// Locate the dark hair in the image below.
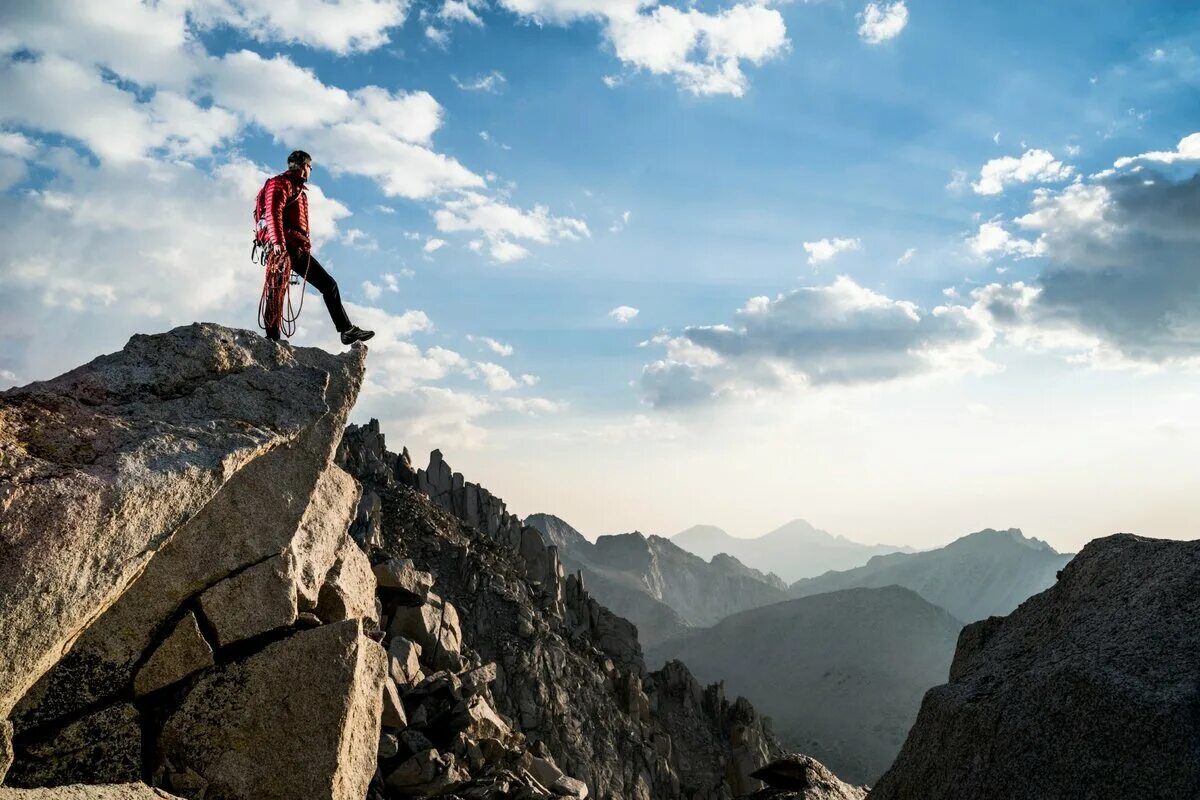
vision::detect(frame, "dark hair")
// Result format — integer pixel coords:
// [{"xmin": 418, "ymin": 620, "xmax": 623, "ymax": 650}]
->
[{"xmin": 287, "ymin": 150, "xmax": 312, "ymax": 170}]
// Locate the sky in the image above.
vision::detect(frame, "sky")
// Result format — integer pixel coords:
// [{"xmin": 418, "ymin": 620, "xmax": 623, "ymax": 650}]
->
[{"xmin": 2, "ymin": 0, "xmax": 1199, "ymax": 553}]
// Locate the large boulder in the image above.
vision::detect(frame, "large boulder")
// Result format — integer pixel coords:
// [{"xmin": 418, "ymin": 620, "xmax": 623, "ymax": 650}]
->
[
  {"xmin": 156, "ymin": 620, "xmax": 386, "ymax": 800},
  {"xmin": 1, "ymin": 325, "xmax": 381, "ymax": 798},
  {"xmin": 872, "ymin": 534, "xmax": 1200, "ymax": 800},
  {"xmin": 0, "ymin": 324, "xmax": 363, "ymax": 718},
  {"xmin": 14, "ymin": 445, "xmax": 363, "ymax": 735}
]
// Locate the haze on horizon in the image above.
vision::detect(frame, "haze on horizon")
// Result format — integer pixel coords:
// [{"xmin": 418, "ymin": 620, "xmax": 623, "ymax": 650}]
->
[{"xmin": 2, "ymin": 1, "xmax": 1198, "ymax": 555}]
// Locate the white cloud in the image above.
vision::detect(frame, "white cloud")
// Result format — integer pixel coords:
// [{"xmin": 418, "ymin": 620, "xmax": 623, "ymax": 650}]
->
[
  {"xmin": 502, "ymin": 397, "xmax": 564, "ymax": 415},
  {"xmin": 439, "ymin": 0, "xmax": 485, "ymax": 26},
  {"xmin": 468, "ymin": 335, "xmax": 514, "ymax": 356},
  {"xmin": 488, "ymin": 239, "xmax": 531, "ymax": 263},
  {"xmin": 896, "ymin": 247, "xmax": 916, "ymax": 265},
  {"xmin": 609, "ymin": 305, "xmax": 640, "ymax": 323},
  {"xmin": 967, "ymin": 221, "xmax": 1046, "ymax": 260},
  {"xmin": 641, "ymin": 276, "xmax": 995, "ymax": 407},
  {"xmin": 470, "ymin": 361, "xmax": 522, "ymax": 391},
  {"xmin": 433, "ymin": 191, "xmax": 589, "ymax": 262},
  {"xmin": 803, "ymin": 237, "xmax": 862, "ymax": 265},
  {"xmin": 342, "ymin": 228, "xmax": 378, "ymax": 250},
  {"xmin": 609, "ymin": 209, "xmax": 632, "ymax": 233},
  {"xmin": 1112, "ymin": 132, "xmax": 1200, "ymax": 169},
  {"xmin": 190, "ymin": 0, "xmax": 409, "ymax": 54},
  {"xmin": 453, "ymin": 71, "xmax": 508, "ymax": 92},
  {"xmin": 857, "ymin": 1, "xmax": 908, "ymax": 45},
  {"xmin": 0, "ymin": 55, "xmax": 239, "ymax": 164},
  {"xmin": 425, "ymin": 25, "xmax": 450, "ymax": 46},
  {"xmin": 362, "ymin": 281, "xmax": 383, "ymax": 300},
  {"xmin": 972, "ymin": 148, "xmax": 1074, "ymax": 195},
  {"xmin": 424, "ymin": 237, "xmax": 448, "ymax": 253},
  {"xmin": 496, "ymin": 0, "xmax": 788, "ymax": 97}
]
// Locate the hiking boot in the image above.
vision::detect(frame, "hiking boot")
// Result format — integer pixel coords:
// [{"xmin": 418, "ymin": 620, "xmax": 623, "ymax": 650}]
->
[{"xmin": 340, "ymin": 325, "xmax": 375, "ymax": 345}]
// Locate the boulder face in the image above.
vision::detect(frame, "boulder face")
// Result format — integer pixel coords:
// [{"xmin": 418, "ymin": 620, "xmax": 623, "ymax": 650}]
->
[
  {"xmin": 0, "ymin": 323, "xmax": 357, "ymax": 718},
  {"xmin": 339, "ymin": 420, "xmax": 787, "ymax": 800},
  {"xmin": 872, "ymin": 534, "xmax": 1200, "ymax": 800},
  {"xmin": 0, "ymin": 324, "xmax": 384, "ymax": 799}
]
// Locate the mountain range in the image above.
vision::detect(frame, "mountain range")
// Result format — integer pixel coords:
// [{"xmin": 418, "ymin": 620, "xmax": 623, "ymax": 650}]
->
[
  {"xmin": 525, "ymin": 513, "xmax": 787, "ymax": 645},
  {"xmin": 788, "ymin": 528, "xmax": 1072, "ymax": 623},
  {"xmin": 649, "ymin": 585, "xmax": 962, "ymax": 785},
  {"xmin": 672, "ymin": 520, "xmax": 913, "ymax": 583}
]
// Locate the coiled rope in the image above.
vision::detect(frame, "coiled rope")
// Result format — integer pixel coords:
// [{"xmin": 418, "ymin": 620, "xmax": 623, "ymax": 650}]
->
[{"xmin": 253, "ymin": 241, "xmax": 307, "ymax": 338}]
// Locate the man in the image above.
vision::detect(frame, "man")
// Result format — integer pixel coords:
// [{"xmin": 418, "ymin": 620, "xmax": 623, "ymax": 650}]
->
[{"xmin": 260, "ymin": 150, "xmax": 374, "ymax": 344}]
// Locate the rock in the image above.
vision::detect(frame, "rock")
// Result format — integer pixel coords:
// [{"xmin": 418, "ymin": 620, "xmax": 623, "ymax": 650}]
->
[
  {"xmin": 339, "ymin": 420, "xmax": 789, "ymax": 800},
  {"xmin": 872, "ymin": 534, "xmax": 1200, "ymax": 800},
  {"xmin": 0, "ymin": 786, "xmax": 183, "ymax": 799},
  {"xmin": 551, "ymin": 776, "xmax": 588, "ymax": 799},
  {"xmin": 12, "ymin": 376, "xmax": 365, "ymax": 734},
  {"xmin": 2, "ymin": 719, "xmax": 12, "ymax": 783},
  {"xmin": 740, "ymin": 756, "xmax": 867, "ymax": 800},
  {"xmin": 133, "ymin": 612, "xmax": 214, "ymax": 697},
  {"xmin": 389, "ymin": 637, "xmax": 423, "ymax": 686},
  {"xmin": 5, "ymin": 703, "xmax": 142, "ymax": 788},
  {"xmin": 463, "ymin": 696, "xmax": 512, "ymax": 740},
  {"xmin": 388, "ymin": 598, "xmax": 462, "ymax": 661},
  {"xmin": 197, "ymin": 555, "xmax": 298, "ymax": 647},
  {"xmin": 385, "ymin": 748, "xmax": 467, "ymax": 795},
  {"xmin": 379, "ymin": 732, "xmax": 400, "ymax": 760},
  {"xmin": 382, "ymin": 676, "xmax": 408, "ymax": 729},
  {"xmin": 157, "ymin": 620, "xmax": 386, "ymax": 800},
  {"xmin": 316, "ymin": 537, "xmax": 378, "ymax": 625},
  {"xmin": 373, "ymin": 558, "xmax": 434, "ymax": 605},
  {"xmin": 0, "ymin": 324, "xmax": 364, "ymax": 718},
  {"xmin": 460, "ymin": 662, "xmax": 497, "ymax": 696}
]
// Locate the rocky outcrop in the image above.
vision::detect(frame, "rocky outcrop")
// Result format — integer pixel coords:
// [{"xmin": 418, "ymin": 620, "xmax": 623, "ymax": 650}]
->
[
  {"xmin": 339, "ymin": 420, "xmax": 786, "ymax": 799},
  {"xmin": 0, "ymin": 786, "xmax": 181, "ymax": 799},
  {"xmin": 0, "ymin": 324, "xmax": 358, "ymax": 719},
  {"xmin": 789, "ymin": 528, "xmax": 1071, "ymax": 624},
  {"xmin": 872, "ymin": 534, "xmax": 1200, "ymax": 800},
  {"xmin": 1, "ymin": 325, "xmax": 384, "ymax": 799},
  {"xmin": 736, "ymin": 756, "xmax": 866, "ymax": 800},
  {"xmin": 525, "ymin": 515, "xmax": 787, "ymax": 647},
  {"xmin": 650, "ymin": 587, "xmax": 960, "ymax": 785}
]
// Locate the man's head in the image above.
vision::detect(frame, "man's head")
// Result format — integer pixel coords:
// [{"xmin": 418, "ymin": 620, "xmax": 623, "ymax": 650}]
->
[{"xmin": 287, "ymin": 149, "xmax": 312, "ymax": 181}]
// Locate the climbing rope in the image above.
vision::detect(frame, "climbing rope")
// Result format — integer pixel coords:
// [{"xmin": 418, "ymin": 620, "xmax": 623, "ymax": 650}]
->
[{"xmin": 253, "ymin": 241, "xmax": 307, "ymax": 338}]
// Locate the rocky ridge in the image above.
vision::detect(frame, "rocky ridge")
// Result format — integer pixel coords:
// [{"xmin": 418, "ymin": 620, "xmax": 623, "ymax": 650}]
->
[
  {"xmin": 871, "ymin": 533, "xmax": 1200, "ymax": 799},
  {"xmin": 525, "ymin": 515, "xmax": 787, "ymax": 646},
  {"xmin": 339, "ymin": 420, "xmax": 788, "ymax": 799}
]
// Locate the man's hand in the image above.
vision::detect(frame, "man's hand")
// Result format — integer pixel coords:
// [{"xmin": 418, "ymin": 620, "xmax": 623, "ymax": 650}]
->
[{"xmin": 271, "ymin": 242, "xmax": 285, "ymax": 256}]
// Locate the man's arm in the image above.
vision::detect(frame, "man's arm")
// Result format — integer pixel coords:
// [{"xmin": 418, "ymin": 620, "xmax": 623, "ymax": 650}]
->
[{"xmin": 263, "ymin": 178, "xmax": 288, "ymax": 254}]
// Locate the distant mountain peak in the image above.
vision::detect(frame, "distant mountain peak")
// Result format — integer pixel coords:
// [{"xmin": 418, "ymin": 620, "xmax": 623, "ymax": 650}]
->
[{"xmin": 949, "ymin": 527, "xmax": 1060, "ymax": 555}]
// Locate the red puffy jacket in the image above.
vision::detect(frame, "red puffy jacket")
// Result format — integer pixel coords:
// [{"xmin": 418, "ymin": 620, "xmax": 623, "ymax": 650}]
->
[{"xmin": 258, "ymin": 170, "xmax": 311, "ymax": 252}]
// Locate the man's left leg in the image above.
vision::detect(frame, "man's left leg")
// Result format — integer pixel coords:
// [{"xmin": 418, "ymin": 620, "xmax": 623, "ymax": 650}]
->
[{"xmin": 290, "ymin": 250, "xmax": 351, "ymax": 332}]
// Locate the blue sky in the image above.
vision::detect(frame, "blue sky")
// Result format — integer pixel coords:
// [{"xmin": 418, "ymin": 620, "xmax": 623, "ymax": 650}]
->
[{"xmin": 2, "ymin": 1, "xmax": 1199, "ymax": 550}]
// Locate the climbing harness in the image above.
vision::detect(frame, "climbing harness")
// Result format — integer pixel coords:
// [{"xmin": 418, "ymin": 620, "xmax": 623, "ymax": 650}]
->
[{"xmin": 251, "ymin": 179, "xmax": 307, "ymax": 338}]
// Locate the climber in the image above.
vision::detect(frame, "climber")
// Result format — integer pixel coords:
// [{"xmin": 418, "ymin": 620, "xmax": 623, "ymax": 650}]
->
[{"xmin": 256, "ymin": 150, "xmax": 374, "ymax": 344}]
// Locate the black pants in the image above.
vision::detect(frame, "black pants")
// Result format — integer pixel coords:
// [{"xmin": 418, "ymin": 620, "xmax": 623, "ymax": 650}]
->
[{"xmin": 267, "ymin": 250, "xmax": 351, "ymax": 338}]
